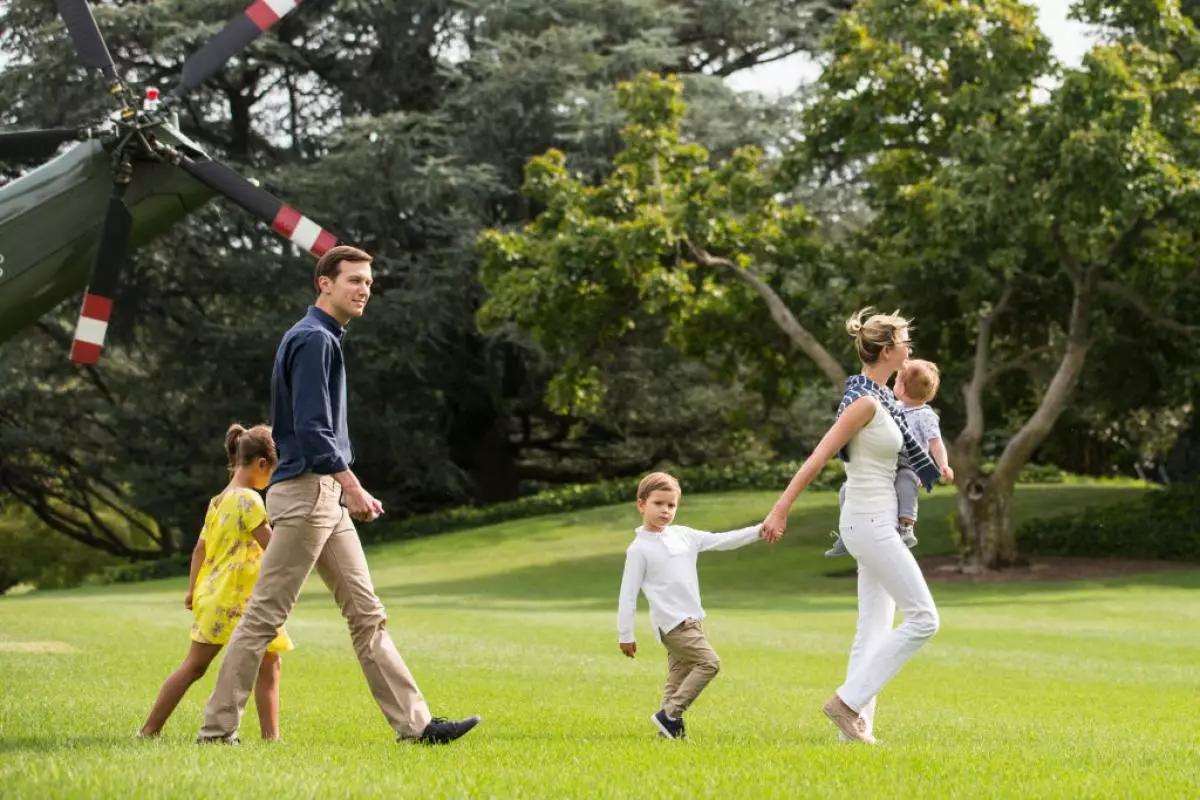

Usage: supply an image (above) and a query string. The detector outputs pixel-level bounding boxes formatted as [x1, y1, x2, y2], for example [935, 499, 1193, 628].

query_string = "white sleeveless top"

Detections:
[842, 397, 903, 518]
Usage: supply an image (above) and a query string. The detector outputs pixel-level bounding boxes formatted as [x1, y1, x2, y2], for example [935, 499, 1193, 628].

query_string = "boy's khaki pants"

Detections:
[198, 473, 432, 740]
[661, 618, 721, 718]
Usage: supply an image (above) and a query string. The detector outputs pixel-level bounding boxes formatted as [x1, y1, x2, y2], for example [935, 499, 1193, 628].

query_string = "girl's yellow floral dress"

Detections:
[190, 487, 293, 653]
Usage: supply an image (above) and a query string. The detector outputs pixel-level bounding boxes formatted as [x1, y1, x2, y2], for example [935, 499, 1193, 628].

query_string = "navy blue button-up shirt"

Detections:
[269, 306, 353, 485]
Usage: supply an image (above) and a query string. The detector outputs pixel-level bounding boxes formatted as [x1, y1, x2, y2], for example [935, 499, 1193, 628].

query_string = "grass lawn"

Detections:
[2, 483, 1197, 799]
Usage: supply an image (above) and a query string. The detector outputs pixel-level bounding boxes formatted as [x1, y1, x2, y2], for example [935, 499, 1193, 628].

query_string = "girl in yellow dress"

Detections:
[140, 423, 294, 739]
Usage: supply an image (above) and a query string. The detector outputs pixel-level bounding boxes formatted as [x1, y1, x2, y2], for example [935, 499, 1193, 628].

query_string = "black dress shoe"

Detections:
[418, 715, 481, 745]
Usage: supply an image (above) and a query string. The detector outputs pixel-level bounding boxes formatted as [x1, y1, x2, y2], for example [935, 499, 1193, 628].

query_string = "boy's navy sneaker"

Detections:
[651, 709, 685, 740]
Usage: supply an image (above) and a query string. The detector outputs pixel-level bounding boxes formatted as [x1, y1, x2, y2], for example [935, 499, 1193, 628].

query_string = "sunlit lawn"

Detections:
[2, 484, 1197, 799]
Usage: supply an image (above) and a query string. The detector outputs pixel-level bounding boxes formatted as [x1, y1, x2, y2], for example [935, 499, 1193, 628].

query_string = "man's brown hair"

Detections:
[314, 245, 372, 292]
[637, 471, 681, 501]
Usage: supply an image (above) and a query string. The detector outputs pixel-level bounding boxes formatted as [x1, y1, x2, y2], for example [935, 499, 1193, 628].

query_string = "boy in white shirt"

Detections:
[616, 472, 777, 740]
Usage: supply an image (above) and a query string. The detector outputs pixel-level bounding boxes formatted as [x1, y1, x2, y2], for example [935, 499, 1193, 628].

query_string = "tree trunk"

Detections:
[955, 475, 1019, 569]
[465, 415, 521, 503]
[951, 234, 1097, 570]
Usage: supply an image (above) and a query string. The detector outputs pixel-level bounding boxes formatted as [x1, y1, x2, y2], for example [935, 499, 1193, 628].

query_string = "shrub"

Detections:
[1016, 481, 1200, 561]
[1014, 463, 1065, 484]
[0, 506, 123, 594]
[86, 460, 1107, 584]
[88, 554, 192, 585]
[359, 460, 846, 544]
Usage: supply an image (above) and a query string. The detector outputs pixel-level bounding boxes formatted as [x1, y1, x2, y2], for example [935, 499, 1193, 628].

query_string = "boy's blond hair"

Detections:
[637, 471, 681, 501]
[900, 359, 940, 403]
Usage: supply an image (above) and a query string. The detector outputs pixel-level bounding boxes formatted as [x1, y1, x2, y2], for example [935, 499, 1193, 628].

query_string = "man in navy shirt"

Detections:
[198, 245, 480, 745]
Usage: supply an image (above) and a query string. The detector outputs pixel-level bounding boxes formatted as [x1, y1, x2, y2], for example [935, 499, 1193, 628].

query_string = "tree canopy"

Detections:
[479, 0, 1200, 567]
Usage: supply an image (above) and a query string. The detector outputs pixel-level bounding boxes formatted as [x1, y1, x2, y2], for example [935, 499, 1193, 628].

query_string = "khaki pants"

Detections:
[660, 618, 721, 718]
[198, 474, 431, 740]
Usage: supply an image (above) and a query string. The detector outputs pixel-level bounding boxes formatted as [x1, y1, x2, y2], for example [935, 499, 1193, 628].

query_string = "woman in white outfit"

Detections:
[762, 308, 942, 744]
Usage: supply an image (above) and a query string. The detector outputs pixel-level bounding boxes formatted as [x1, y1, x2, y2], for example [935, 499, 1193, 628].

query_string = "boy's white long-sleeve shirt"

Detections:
[617, 524, 761, 643]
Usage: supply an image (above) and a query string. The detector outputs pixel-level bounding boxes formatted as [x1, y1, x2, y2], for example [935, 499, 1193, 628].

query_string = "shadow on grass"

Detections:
[377, 544, 1200, 613]
[376, 548, 860, 614]
[924, 567, 1200, 604]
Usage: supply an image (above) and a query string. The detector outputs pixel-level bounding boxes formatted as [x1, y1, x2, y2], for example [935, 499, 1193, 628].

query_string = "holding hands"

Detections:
[761, 509, 787, 544]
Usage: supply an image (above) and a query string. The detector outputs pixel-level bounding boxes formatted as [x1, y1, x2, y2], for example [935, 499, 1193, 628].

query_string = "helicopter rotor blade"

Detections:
[0, 128, 92, 160]
[70, 186, 133, 365]
[171, 0, 305, 99]
[55, 0, 122, 84]
[177, 156, 339, 257]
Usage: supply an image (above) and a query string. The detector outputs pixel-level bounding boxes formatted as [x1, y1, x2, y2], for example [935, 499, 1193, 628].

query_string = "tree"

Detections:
[479, 0, 1200, 571]
[478, 72, 845, 419]
[0, 499, 121, 595]
[0, 337, 167, 559]
[2, 0, 854, 558]
[799, 0, 1200, 566]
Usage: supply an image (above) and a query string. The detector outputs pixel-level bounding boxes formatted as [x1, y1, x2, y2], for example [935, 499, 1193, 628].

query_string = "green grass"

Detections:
[2, 484, 1198, 799]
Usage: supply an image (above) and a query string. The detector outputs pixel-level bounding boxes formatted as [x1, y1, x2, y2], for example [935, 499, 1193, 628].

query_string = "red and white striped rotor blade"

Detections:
[177, 157, 339, 257]
[70, 191, 132, 364]
[69, 293, 114, 365]
[172, 0, 305, 98]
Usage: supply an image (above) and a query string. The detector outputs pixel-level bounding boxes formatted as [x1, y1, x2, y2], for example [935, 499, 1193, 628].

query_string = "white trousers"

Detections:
[836, 511, 939, 736]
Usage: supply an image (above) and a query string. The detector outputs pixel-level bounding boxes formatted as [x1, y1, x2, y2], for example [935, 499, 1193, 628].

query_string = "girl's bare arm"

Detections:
[251, 522, 272, 551]
[185, 537, 205, 608]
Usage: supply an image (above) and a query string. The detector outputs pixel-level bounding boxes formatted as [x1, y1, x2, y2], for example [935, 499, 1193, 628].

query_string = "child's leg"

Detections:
[141, 642, 222, 736]
[825, 483, 851, 558]
[894, 468, 920, 547]
[253, 652, 283, 740]
[662, 646, 685, 715]
[660, 620, 720, 718]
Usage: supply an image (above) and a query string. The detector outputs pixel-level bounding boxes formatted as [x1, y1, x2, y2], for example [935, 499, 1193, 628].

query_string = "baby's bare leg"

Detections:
[895, 468, 920, 547]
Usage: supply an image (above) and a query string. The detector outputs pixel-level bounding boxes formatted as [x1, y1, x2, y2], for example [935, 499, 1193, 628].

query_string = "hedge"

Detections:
[87, 554, 191, 586]
[358, 459, 846, 545]
[1016, 481, 1200, 561]
[360, 461, 1071, 544]
[92, 460, 1072, 584]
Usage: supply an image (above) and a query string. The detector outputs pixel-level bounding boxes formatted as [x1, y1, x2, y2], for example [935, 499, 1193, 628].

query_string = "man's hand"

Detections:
[184, 591, 193, 610]
[619, 642, 637, 658]
[343, 485, 383, 522]
[940, 465, 955, 483]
